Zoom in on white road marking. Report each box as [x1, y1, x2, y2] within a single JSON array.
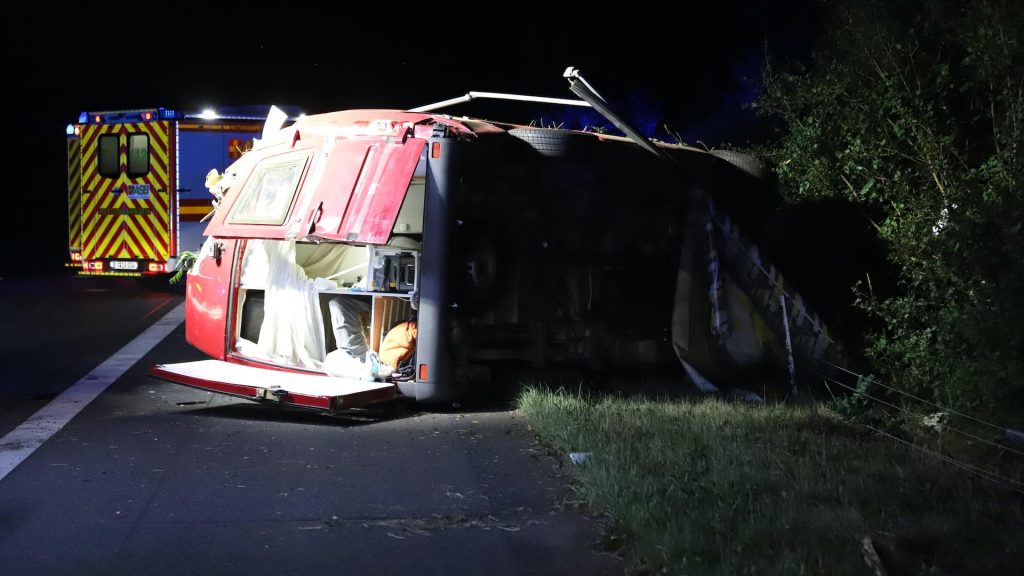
[[0, 301, 185, 483]]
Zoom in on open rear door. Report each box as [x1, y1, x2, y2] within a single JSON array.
[[301, 138, 425, 244], [201, 137, 424, 246], [150, 360, 397, 412]]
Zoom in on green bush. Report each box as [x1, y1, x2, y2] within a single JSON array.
[[169, 250, 197, 285], [756, 0, 1024, 417]]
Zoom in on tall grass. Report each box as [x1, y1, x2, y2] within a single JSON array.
[[518, 388, 1023, 575]]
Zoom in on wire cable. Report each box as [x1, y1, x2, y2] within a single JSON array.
[[862, 422, 1024, 493], [814, 358, 1014, 434], [825, 376, 1024, 458], [821, 371, 1024, 492]]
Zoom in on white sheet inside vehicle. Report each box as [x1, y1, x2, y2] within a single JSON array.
[[244, 240, 326, 369], [296, 242, 368, 281]]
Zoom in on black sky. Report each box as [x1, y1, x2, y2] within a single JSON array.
[[3, 1, 820, 272]]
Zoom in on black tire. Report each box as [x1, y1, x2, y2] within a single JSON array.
[[453, 222, 509, 313], [710, 149, 773, 182], [507, 128, 600, 159], [709, 149, 779, 240]]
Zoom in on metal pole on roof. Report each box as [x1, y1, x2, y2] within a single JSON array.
[[408, 92, 590, 113], [562, 67, 675, 165]]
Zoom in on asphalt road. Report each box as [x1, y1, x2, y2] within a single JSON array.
[[0, 273, 621, 576]]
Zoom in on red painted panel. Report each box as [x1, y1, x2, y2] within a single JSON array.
[[185, 238, 238, 359], [203, 124, 423, 245], [299, 139, 373, 239], [202, 144, 318, 240], [335, 139, 425, 245]]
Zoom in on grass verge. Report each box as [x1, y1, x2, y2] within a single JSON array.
[[517, 388, 1023, 575]]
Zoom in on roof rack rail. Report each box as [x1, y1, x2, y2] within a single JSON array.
[[408, 91, 590, 113]]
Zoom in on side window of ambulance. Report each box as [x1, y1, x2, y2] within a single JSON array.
[[127, 134, 149, 177], [228, 155, 308, 225], [98, 135, 119, 178]]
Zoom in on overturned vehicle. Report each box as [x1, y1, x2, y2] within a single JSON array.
[[150, 70, 849, 411]]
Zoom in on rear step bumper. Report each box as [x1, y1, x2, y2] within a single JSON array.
[[149, 360, 398, 412]]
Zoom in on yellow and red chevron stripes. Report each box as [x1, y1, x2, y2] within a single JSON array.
[[80, 121, 173, 261], [67, 138, 81, 251]]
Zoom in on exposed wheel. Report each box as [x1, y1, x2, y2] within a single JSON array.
[[708, 149, 779, 240], [453, 222, 509, 312], [464, 241, 498, 300], [710, 149, 773, 182], [507, 128, 600, 159]]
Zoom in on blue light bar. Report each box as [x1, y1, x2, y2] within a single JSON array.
[[78, 112, 89, 124], [66, 124, 75, 135]]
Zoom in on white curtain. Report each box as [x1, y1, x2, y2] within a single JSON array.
[[296, 242, 371, 287], [296, 243, 353, 278], [250, 240, 326, 369]]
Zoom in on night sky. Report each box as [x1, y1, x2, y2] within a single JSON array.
[[4, 2, 820, 273]]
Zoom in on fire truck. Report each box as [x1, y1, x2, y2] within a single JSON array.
[[66, 107, 282, 276]]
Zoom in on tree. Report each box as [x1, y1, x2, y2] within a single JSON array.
[[756, 0, 1024, 413]]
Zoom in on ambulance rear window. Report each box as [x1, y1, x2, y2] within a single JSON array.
[[127, 134, 149, 177], [228, 154, 308, 225], [98, 135, 118, 178]]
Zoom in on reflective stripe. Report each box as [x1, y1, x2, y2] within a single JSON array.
[[80, 121, 172, 262], [67, 139, 82, 251]]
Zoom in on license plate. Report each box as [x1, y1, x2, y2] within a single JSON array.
[[127, 184, 150, 199], [109, 260, 138, 270]]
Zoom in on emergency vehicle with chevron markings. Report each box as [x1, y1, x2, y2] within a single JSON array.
[[66, 107, 270, 276]]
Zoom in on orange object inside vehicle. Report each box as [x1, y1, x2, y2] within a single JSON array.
[[379, 321, 417, 368]]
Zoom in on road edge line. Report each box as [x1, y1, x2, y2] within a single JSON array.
[[0, 301, 185, 482]]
